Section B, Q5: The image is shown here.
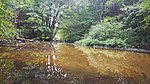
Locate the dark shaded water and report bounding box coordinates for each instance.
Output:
[0,43,150,84]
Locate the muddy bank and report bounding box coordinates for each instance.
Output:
[73,43,150,54]
[93,46,150,54]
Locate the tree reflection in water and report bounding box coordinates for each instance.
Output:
[0,43,147,84]
[19,43,80,84]
[46,44,57,71]
[0,43,79,84]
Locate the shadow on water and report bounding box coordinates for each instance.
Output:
[0,43,150,84]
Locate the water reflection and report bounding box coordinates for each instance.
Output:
[57,44,150,84]
[46,44,57,71]
[74,45,150,84]
[0,43,79,84]
[0,43,150,84]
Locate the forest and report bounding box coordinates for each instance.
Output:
[1,0,150,84]
[0,0,150,49]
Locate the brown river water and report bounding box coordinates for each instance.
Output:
[0,43,150,84]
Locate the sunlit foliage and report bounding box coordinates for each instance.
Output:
[0,1,15,41]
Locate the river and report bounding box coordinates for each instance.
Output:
[0,43,150,84]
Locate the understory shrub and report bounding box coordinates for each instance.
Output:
[76,17,130,48]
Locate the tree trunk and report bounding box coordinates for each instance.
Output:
[99,0,105,22]
[49,10,60,41]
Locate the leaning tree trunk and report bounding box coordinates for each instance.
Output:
[48,10,60,41]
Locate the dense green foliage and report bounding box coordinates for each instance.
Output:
[59,2,95,42]
[0,0,15,41]
[75,0,150,49]
[14,0,66,41]
[75,17,129,48]
[0,0,150,49]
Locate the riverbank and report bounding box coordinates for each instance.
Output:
[53,41,150,54]
[1,39,150,54]
[73,43,150,54]
[93,46,150,54]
